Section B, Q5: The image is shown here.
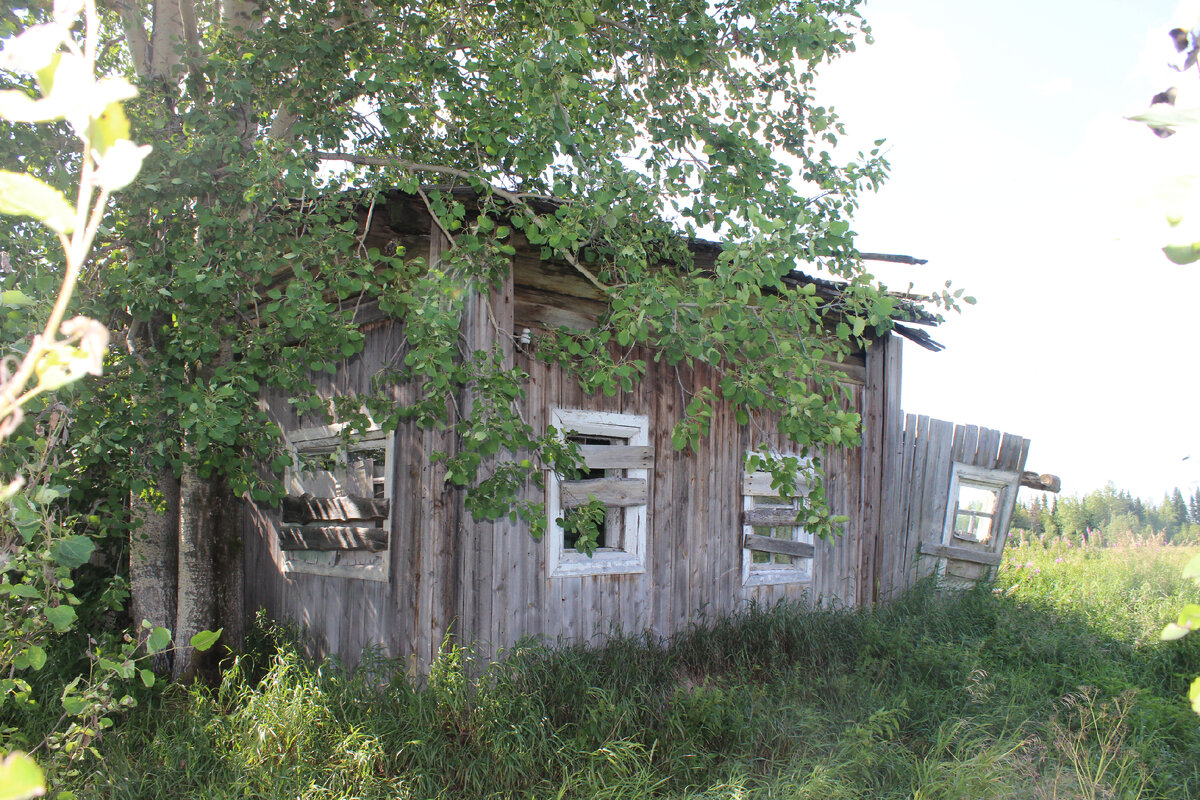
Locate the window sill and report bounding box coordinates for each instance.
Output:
[549,548,646,578]
[744,567,812,587]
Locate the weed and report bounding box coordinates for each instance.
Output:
[41,545,1200,799]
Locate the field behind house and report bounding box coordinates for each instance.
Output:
[51,543,1200,799]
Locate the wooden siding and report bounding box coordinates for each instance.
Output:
[875,415,1031,600]
[240,206,1027,672]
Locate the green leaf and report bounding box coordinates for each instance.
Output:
[23,646,46,671]
[1191,676,1200,715]
[44,604,76,632]
[32,486,62,504]
[50,535,95,568]
[139,669,155,688]
[0,751,45,800]
[0,290,34,308]
[0,170,75,233]
[1183,553,1200,582]
[89,102,130,155]
[145,626,171,654]
[1163,622,1191,641]
[60,696,86,715]
[8,584,40,599]
[1128,105,1200,131]
[190,628,222,652]
[1163,242,1200,265]
[1177,603,1200,628]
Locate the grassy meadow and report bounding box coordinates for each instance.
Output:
[54,542,1200,799]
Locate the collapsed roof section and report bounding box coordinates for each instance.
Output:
[347,187,944,351]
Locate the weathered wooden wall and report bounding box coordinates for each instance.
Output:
[242,197,1024,672]
[242,276,905,673]
[874,415,1031,602]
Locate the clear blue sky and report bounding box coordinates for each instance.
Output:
[819,0,1200,501]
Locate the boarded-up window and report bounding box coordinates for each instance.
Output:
[279,425,392,582]
[742,459,814,586]
[546,409,651,578]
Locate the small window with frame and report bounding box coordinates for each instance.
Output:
[742,456,815,586]
[546,409,652,578]
[279,424,392,582]
[941,462,1019,550]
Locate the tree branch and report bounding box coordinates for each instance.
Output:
[113,0,151,80]
[313,151,609,294]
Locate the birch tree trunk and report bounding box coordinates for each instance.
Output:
[173,455,215,681]
[213,484,245,653]
[129,462,179,673]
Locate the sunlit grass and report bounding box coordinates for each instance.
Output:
[56,544,1200,799]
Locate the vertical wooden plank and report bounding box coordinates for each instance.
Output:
[395,421,422,672]
[916,418,954,580]
[324,576,343,658]
[877,335,904,602]
[652,359,677,636]
[414,223,456,673]
[903,415,931,585]
[962,425,981,465]
[671,372,692,632]
[857,337,886,606]
[995,433,1023,472]
[689,365,712,622]
[989,434,1032,577]
[894,414,917,593]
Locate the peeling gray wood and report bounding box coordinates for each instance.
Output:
[579,444,655,469]
[281,494,390,523]
[743,534,815,559]
[560,477,648,508]
[918,542,1003,567]
[743,507,801,527]
[279,525,389,552]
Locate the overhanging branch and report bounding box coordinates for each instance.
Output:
[313,150,609,294]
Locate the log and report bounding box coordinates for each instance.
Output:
[278,525,389,552]
[281,493,390,523]
[918,542,1003,567]
[560,477,648,508]
[1019,472,1061,493]
[742,534,815,559]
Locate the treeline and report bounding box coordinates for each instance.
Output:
[1011,483,1200,544]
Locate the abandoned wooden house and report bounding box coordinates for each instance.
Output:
[242,191,1058,672]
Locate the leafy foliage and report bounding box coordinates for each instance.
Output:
[0,0,963,554]
[0,0,219,778]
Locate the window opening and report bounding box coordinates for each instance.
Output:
[279,425,392,582]
[546,409,651,578]
[951,484,999,543]
[561,434,625,551]
[742,458,815,586]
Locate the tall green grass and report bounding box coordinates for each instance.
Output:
[58,545,1200,799]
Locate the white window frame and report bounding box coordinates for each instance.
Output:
[546,408,649,578]
[281,423,393,583]
[940,462,1020,551]
[741,456,815,586]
